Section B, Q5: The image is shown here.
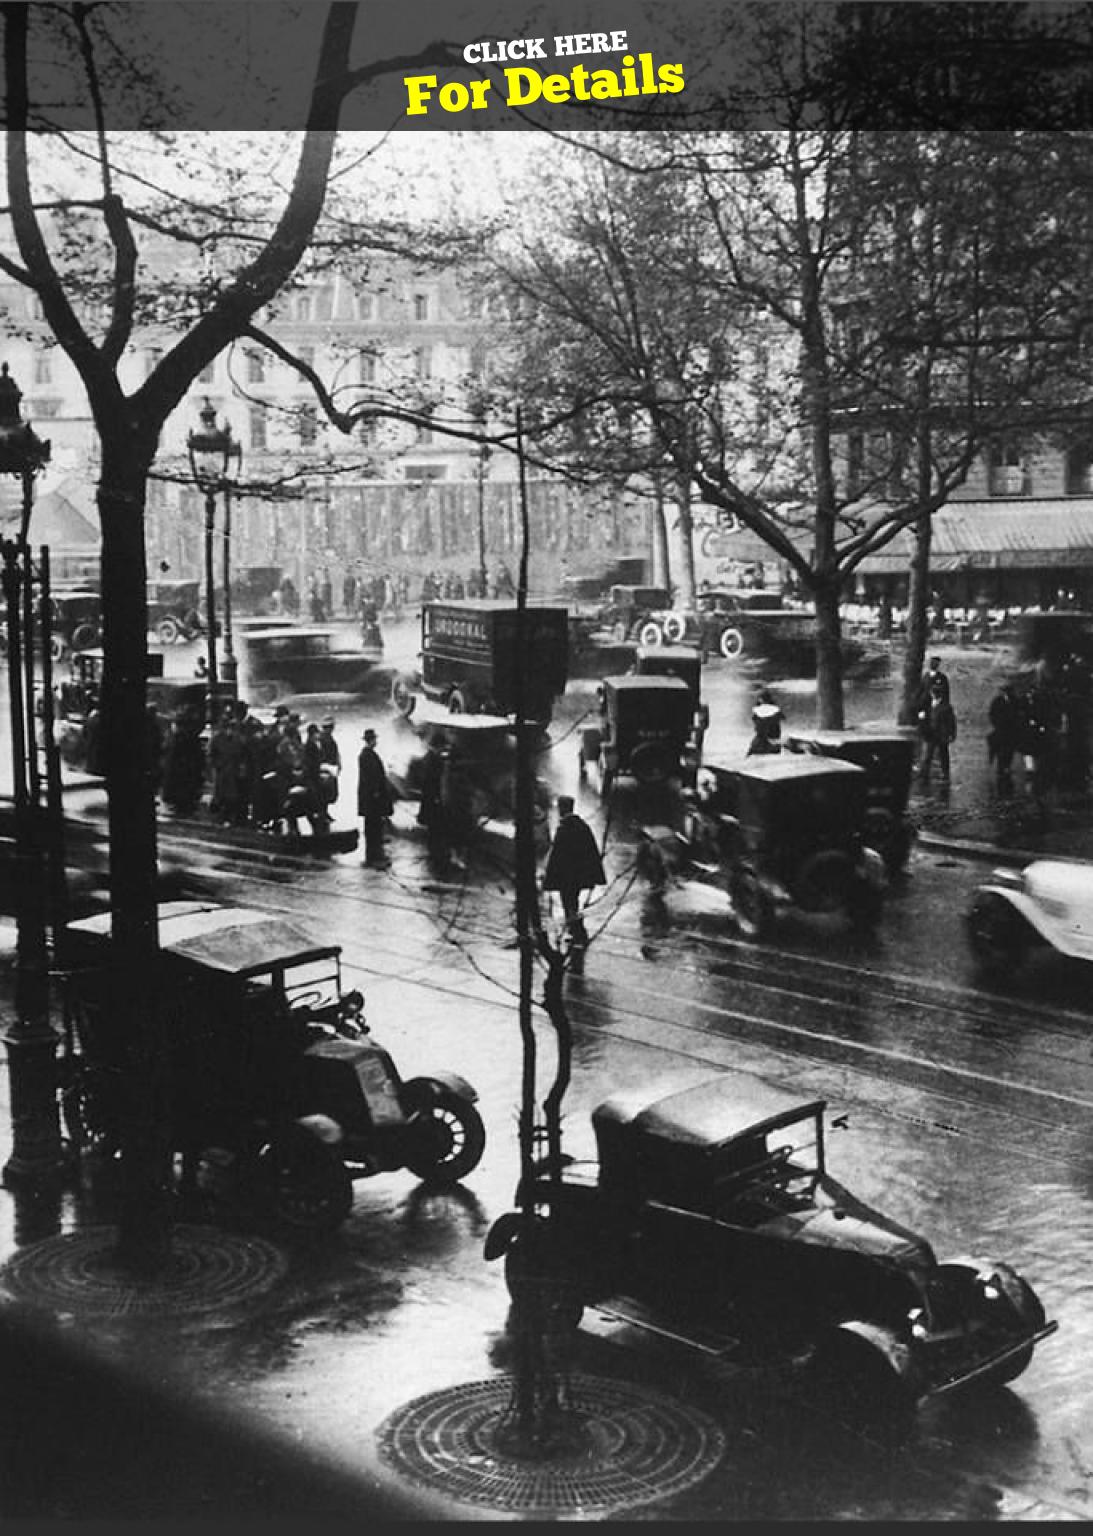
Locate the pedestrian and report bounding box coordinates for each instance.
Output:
[317,714,341,807]
[915,655,950,711]
[542,794,606,951]
[918,678,957,782]
[747,689,783,756]
[357,726,394,867]
[876,592,893,640]
[416,737,449,859]
[1059,651,1091,789]
[320,567,333,623]
[987,681,1022,790]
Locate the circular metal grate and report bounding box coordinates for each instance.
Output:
[0,1224,288,1318]
[377,1373,726,1517]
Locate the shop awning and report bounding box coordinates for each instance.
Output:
[856,499,1093,574]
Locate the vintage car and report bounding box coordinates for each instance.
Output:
[579,674,698,796]
[639,754,887,937]
[639,587,802,659]
[241,625,381,705]
[52,648,166,775]
[485,1071,1056,1433]
[634,643,709,758]
[966,858,1093,979]
[782,723,918,874]
[391,601,569,727]
[147,578,205,645]
[595,584,673,644]
[61,900,485,1231]
[49,589,103,662]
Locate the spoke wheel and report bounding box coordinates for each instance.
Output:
[157,617,180,645]
[638,620,664,648]
[391,675,417,718]
[405,1093,485,1185]
[663,613,687,644]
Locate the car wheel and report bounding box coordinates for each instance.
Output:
[663,612,687,644]
[262,1140,354,1232]
[391,674,417,718]
[966,893,1028,979]
[638,619,664,648]
[796,850,855,914]
[719,626,745,660]
[730,869,771,939]
[157,617,181,645]
[804,1323,917,1445]
[404,1091,485,1184]
[72,623,99,651]
[50,634,68,663]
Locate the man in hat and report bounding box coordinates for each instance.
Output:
[357,726,394,867]
[542,795,605,951]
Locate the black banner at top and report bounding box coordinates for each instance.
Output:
[6,0,1093,132]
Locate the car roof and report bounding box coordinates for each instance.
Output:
[705,754,866,783]
[636,644,702,662]
[785,726,917,748]
[604,674,691,693]
[596,1072,825,1148]
[67,900,340,976]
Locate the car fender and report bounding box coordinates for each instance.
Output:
[402,1071,477,1106]
[974,881,1077,954]
[293,1113,345,1146]
[938,1254,1047,1327]
[837,1319,918,1386]
[858,846,889,890]
[484,1209,522,1261]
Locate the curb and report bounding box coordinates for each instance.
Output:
[916,831,1029,867]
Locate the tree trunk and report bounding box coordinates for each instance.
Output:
[899,513,933,726]
[813,578,845,728]
[674,473,696,608]
[650,472,671,589]
[97,435,172,1274]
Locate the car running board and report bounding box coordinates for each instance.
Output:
[592,1295,741,1358]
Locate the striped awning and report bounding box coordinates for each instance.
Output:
[856,499,1093,573]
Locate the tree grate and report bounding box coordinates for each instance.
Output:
[377,1373,726,1517]
[0,1224,288,1318]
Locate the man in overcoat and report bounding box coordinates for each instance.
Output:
[357,727,394,867]
[542,795,605,950]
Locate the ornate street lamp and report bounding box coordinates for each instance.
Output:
[187,398,241,712]
[0,361,62,1188]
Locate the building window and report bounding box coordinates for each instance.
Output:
[403,464,446,481]
[315,286,333,321]
[357,293,375,321]
[33,352,52,385]
[1065,443,1093,495]
[297,344,316,370]
[295,293,312,322]
[249,406,267,451]
[358,352,376,385]
[297,403,317,445]
[246,350,265,384]
[987,440,1030,496]
[28,398,61,419]
[413,346,432,379]
[359,418,377,446]
[198,360,215,384]
[413,292,430,322]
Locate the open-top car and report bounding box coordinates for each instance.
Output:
[639,754,887,937]
[579,674,698,795]
[61,900,485,1231]
[783,723,918,874]
[485,1071,1056,1433]
[966,858,1093,979]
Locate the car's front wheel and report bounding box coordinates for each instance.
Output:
[637,619,664,648]
[261,1140,354,1232]
[966,893,1030,979]
[804,1322,918,1444]
[730,868,771,939]
[719,625,745,660]
[404,1091,485,1185]
[662,612,687,644]
[157,617,181,645]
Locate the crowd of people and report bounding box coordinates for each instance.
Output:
[156,699,343,833]
[985,652,1092,796]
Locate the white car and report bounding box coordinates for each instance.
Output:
[966,859,1093,977]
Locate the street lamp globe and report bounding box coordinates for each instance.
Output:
[0,364,52,543]
[186,396,237,488]
[186,397,242,715]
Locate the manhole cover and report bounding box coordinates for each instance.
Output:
[377,1374,726,1517]
[0,1224,287,1318]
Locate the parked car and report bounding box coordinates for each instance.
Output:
[595,584,672,644]
[52,648,165,775]
[639,754,887,938]
[147,578,204,645]
[241,625,382,705]
[61,900,485,1231]
[485,1071,1056,1434]
[782,724,918,874]
[966,858,1093,979]
[49,589,102,662]
[392,601,569,727]
[579,674,697,796]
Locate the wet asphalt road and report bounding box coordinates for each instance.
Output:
[2,621,1091,1520]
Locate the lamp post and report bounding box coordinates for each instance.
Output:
[187,398,241,714]
[0,361,62,1188]
[475,440,490,598]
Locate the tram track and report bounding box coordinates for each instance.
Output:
[162,832,1093,1171]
